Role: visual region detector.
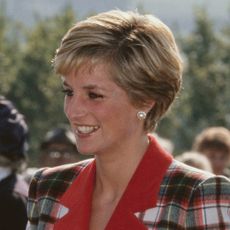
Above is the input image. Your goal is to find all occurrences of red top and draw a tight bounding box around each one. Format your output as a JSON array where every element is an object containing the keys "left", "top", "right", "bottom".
[{"left": 54, "top": 135, "right": 173, "bottom": 230}]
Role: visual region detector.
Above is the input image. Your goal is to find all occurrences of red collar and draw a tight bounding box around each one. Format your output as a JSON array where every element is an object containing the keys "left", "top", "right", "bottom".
[{"left": 54, "top": 135, "right": 172, "bottom": 230}]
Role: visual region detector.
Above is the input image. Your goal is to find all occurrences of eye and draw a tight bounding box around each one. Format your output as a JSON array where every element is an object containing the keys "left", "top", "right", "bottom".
[
  {"left": 62, "top": 89, "right": 73, "bottom": 97},
  {"left": 88, "top": 92, "right": 103, "bottom": 99}
]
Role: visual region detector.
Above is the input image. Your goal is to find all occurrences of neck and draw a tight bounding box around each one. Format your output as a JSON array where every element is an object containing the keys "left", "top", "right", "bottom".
[{"left": 94, "top": 134, "right": 149, "bottom": 201}]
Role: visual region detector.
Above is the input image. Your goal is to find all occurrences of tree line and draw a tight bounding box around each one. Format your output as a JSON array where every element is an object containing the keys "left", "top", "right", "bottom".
[{"left": 0, "top": 6, "right": 229, "bottom": 164}]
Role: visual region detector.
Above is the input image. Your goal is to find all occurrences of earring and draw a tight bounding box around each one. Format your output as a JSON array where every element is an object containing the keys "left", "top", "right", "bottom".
[{"left": 137, "top": 111, "right": 146, "bottom": 120}]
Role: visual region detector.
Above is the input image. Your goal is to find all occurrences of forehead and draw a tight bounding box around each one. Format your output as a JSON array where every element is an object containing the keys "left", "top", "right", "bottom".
[{"left": 62, "top": 60, "right": 117, "bottom": 88}]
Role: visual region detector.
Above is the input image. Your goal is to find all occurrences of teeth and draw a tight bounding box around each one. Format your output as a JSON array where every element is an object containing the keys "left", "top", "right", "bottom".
[{"left": 76, "top": 125, "right": 99, "bottom": 134}]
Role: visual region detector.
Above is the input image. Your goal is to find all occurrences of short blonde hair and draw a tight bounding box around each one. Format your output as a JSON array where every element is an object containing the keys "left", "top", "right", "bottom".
[{"left": 54, "top": 10, "right": 183, "bottom": 131}]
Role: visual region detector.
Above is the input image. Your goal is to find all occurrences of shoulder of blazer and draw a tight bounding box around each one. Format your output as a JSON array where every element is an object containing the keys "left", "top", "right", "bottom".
[
  {"left": 159, "top": 159, "right": 215, "bottom": 207},
  {"left": 29, "top": 158, "right": 94, "bottom": 201}
]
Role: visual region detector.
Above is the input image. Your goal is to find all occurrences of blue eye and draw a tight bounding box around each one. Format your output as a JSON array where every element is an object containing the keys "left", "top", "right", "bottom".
[
  {"left": 88, "top": 92, "right": 103, "bottom": 99},
  {"left": 62, "top": 89, "right": 73, "bottom": 96}
]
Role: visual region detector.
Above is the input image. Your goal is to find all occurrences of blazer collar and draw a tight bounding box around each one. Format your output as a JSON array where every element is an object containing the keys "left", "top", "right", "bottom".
[
  {"left": 54, "top": 160, "right": 96, "bottom": 229},
  {"left": 54, "top": 135, "right": 172, "bottom": 230},
  {"left": 106, "top": 135, "right": 172, "bottom": 229}
]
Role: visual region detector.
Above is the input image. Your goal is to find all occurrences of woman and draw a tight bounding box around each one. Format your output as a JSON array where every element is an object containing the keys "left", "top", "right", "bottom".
[{"left": 27, "top": 10, "right": 230, "bottom": 229}]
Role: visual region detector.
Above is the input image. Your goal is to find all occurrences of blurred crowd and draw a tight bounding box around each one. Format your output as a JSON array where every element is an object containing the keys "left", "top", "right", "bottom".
[
  {"left": 0, "top": 96, "right": 83, "bottom": 230},
  {"left": 0, "top": 95, "right": 230, "bottom": 229}
]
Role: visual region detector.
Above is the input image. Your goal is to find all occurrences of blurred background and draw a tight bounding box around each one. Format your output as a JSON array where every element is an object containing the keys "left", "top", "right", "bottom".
[{"left": 0, "top": 0, "right": 229, "bottom": 166}]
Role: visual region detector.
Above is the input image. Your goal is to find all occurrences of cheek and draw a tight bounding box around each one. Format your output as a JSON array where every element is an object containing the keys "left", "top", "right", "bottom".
[{"left": 107, "top": 105, "right": 137, "bottom": 128}]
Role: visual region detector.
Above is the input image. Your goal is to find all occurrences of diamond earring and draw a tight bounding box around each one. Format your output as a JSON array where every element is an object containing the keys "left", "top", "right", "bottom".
[{"left": 137, "top": 111, "right": 146, "bottom": 120}]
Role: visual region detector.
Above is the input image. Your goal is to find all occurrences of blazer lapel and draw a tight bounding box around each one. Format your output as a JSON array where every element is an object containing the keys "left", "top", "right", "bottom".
[
  {"left": 53, "top": 160, "right": 96, "bottom": 230},
  {"left": 52, "top": 135, "right": 172, "bottom": 230},
  {"left": 106, "top": 135, "right": 173, "bottom": 229}
]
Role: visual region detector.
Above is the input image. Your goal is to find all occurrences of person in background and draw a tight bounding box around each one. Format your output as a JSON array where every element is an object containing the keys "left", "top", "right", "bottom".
[
  {"left": 151, "top": 132, "right": 174, "bottom": 154},
  {"left": 23, "top": 125, "right": 83, "bottom": 184},
  {"left": 176, "top": 151, "right": 212, "bottom": 172},
  {"left": 0, "top": 96, "right": 29, "bottom": 230},
  {"left": 27, "top": 10, "right": 230, "bottom": 229},
  {"left": 193, "top": 126, "right": 230, "bottom": 177},
  {"left": 39, "top": 125, "right": 82, "bottom": 167}
]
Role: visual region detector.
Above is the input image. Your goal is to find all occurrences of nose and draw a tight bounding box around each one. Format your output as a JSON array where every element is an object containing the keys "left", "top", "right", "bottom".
[{"left": 64, "top": 95, "right": 87, "bottom": 121}]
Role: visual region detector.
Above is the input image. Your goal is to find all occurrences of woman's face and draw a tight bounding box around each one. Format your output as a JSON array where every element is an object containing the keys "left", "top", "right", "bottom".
[
  {"left": 203, "top": 148, "right": 230, "bottom": 174},
  {"left": 62, "top": 62, "right": 146, "bottom": 156}
]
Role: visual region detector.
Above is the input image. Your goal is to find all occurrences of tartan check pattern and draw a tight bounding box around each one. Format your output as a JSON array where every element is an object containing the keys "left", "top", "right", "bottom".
[
  {"left": 27, "top": 159, "right": 230, "bottom": 229},
  {"left": 136, "top": 161, "right": 230, "bottom": 229},
  {"left": 27, "top": 160, "right": 92, "bottom": 230}
]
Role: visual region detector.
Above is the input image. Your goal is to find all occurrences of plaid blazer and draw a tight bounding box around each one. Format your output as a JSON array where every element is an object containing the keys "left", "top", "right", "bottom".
[{"left": 27, "top": 136, "right": 230, "bottom": 230}]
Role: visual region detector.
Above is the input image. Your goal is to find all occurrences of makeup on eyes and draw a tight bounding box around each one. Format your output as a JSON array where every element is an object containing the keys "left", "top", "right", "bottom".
[
  {"left": 62, "top": 88, "right": 73, "bottom": 96},
  {"left": 61, "top": 84, "right": 104, "bottom": 100},
  {"left": 61, "top": 77, "right": 119, "bottom": 101}
]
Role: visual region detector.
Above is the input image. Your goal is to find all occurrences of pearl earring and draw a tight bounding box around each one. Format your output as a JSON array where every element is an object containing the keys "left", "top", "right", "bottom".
[{"left": 137, "top": 111, "right": 146, "bottom": 120}]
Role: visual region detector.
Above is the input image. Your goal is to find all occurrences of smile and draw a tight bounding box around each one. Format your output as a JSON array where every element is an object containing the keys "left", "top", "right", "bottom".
[{"left": 75, "top": 125, "right": 100, "bottom": 135}]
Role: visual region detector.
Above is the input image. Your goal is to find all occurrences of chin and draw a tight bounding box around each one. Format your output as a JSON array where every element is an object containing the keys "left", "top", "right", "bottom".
[
  {"left": 80, "top": 152, "right": 94, "bottom": 156},
  {"left": 77, "top": 148, "right": 95, "bottom": 156},
  {"left": 77, "top": 143, "right": 102, "bottom": 156}
]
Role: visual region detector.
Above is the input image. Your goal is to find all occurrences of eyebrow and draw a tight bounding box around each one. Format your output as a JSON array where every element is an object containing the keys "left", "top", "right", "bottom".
[
  {"left": 62, "top": 81, "right": 107, "bottom": 92},
  {"left": 82, "top": 84, "right": 105, "bottom": 91}
]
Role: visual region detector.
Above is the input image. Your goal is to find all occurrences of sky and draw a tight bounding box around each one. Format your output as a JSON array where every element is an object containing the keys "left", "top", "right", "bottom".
[{"left": 1, "top": 0, "right": 230, "bottom": 33}]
